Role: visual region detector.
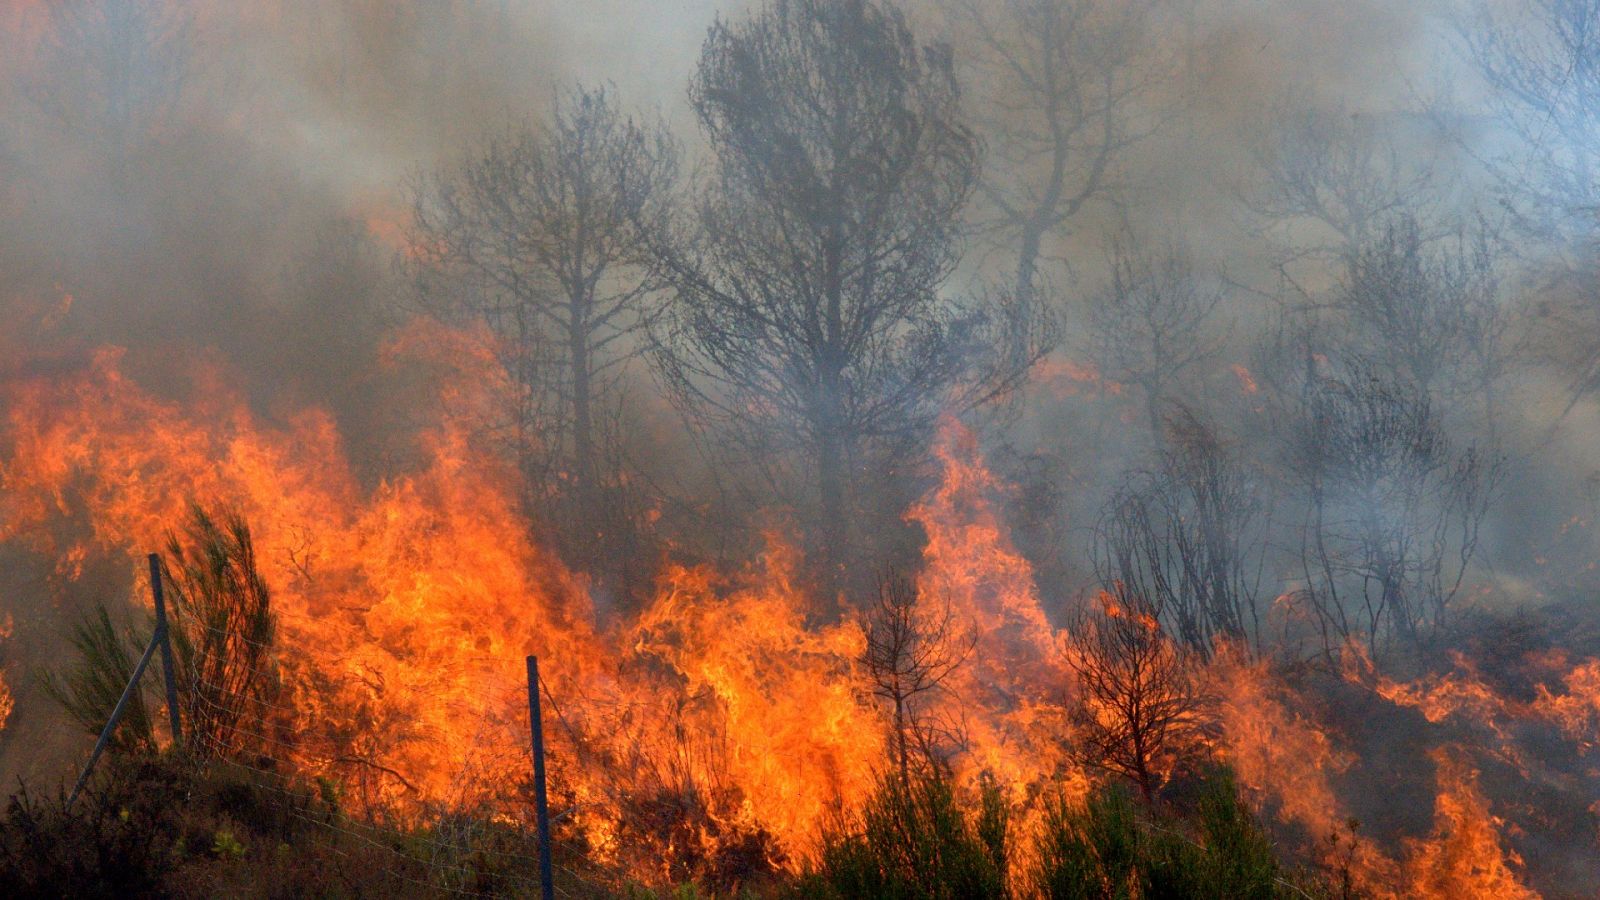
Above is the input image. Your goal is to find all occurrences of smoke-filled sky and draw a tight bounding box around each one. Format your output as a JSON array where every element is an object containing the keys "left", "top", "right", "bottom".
[
  {"left": 4, "top": 0, "right": 1594, "bottom": 567},
  {"left": 3, "top": 0, "right": 1593, "bottom": 577},
  {"left": 0, "top": 0, "right": 1595, "bottom": 596},
  {"left": 0, "top": 0, "right": 1502, "bottom": 313}
]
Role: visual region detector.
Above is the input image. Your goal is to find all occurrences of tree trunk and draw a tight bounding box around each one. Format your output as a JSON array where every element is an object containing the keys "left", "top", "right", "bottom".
[
  {"left": 894, "top": 694, "right": 910, "bottom": 790},
  {"left": 816, "top": 417, "right": 845, "bottom": 601},
  {"left": 817, "top": 219, "right": 847, "bottom": 601},
  {"left": 1015, "top": 223, "right": 1042, "bottom": 312},
  {"left": 570, "top": 308, "right": 595, "bottom": 512}
]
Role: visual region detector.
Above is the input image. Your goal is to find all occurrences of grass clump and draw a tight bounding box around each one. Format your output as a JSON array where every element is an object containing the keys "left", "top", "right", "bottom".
[
  {"left": 1031, "top": 767, "right": 1296, "bottom": 899},
  {"left": 797, "top": 771, "right": 1008, "bottom": 899}
]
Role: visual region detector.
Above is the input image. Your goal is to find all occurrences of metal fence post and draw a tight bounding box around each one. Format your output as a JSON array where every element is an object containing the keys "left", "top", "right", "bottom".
[
  {"left": 67, "top": 629, "right": 162, "bottom": 809},
  {"left": 526, "top": 655, "right": 554, "bottom": 900},
  {"left": 149, "top": 553, "right": 182, "bottom": 748}
]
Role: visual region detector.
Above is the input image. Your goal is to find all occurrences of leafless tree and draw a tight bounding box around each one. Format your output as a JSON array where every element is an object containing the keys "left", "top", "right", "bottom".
[
  {"left": 862, "top": 573, "right": 973, "bottom": 788},
  {"left": 1332, "top": 216, "right": 1509, "bottom": 428},
  {"left": 1066, "top": 587, "right": 1208, "bottom": 803},
  {"left": 1084, "top": 238, "right": 1225, "bottom": 445},
  {"left": 1242, "top": 214, "right": 1509, "bottom": 663},
  {"left": 24, "top": 0, "right": 195, "bottom": 176},
  {"left": 1459, "top": 0, "right": 1600, "bottom": 247},
  {"left": 650, "top": 0, "right": 1051, "bottom": 587},
  {"left": 1281, "top": 360, "right": 1502, "bottom": 661},
  {"left": 409, "top": 84, "right": 677, "bottom": 585},
  {"left": 1243, "top": 97, "right": 1440, "bottom": 278},
  {"left": 1093, "top": 408, "right": 1267, "bottom": 658},
  {"left": 942, "top": 0, "right": 1157, "bottom": 308},
  {"left": 1452, "top": 1, "right": 1600, "bottom": 421}
]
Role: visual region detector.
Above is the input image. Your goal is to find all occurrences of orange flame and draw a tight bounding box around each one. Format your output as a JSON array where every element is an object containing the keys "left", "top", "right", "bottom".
[
  {"left": 1230, "top": 363, "right": 1259, "bottom": 395},
  {"left": 0, "top": 321, "right": 1591, "bottom": 892},
  {"left": 0, "top": 615, "right": 13, "bottom": 735},
  {"left": 1405, "top": 751, "right": 1538, "bottom": 899}
]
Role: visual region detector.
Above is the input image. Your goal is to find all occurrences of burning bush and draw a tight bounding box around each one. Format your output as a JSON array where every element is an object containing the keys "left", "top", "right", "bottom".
[
  {"left": 1066, "top": 589, "right": 1210, "bottom": 803},
  {"left": 159, "top": 503, "right": 278, "bottom": 760},
  {"left": 1029, "top": 767, "right": 1296, "bottom": 900},
  {"left": 43, "top": 502, "right": 277, "bottom": 761},
  {"left": 803, "top": 770, "right": 1008, "bottom": 899}
]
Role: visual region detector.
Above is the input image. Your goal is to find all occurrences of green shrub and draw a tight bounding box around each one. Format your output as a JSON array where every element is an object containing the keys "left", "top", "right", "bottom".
[
  {"left": 161, "top": 502, "right": 278, "bottom": 759},
  {"left": 1034, "top": 781, "right": 1140, "bottom": 900},
  {"left": 1188, "top": 768, "right": 1280, "bottom": 898},
  {"left": 1030, "top": 767, "right": 1294, "bottom": 900},
  {"left": 42, "top": 503, "right": 278, "bottom": 763},
  {"left": 40, "top": 603, "right": 156, "bottom": 752},
  {"left": 801, "top": 771, "right": 1007, "bottom": 899},
  {"left": 0, "top": 752, "right": 560, "bottom": 890}
]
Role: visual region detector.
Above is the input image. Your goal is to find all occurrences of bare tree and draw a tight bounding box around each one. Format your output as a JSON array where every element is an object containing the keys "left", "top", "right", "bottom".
[
  {"left": 862, "top": 573, "right": 972, "bottom": 788},
  {"left": 1066, "top": 587, "right": 1208, "bottom": 803},
  {"left": 410, "top": 84, "right": 677, "bottom": 584},
  {"left": 1459, "top": 0, "right": 1600, "bottom": 247},
  {"left": 1241, "top": 215, "right": 1508, "bottom": 663},
  {"left": 1243, "top": 97, "right": 1440, "bottom": 274},
  {"left": 1451, "top": 1, "right": 1600, "bottom": 422},
  {"left": 1332, "top": 216, "right": 1508, "bottom": 427},
  {"left": 1093, "top": 408, "right": 1267, "bottom": 658},
  {"left": 942, "top": 0, "right": 1157, "bottom": 308},
  {"left": 24, "top": 0, "right": 195, "bottom": 177},
  {"left": 1281, "top": 360, "right": 1502, "bottom": 661},
  {"left": 1084, "top": 238, "right": 1225, "bottom": 445},
  {"left": 161, "top": 503, "right": 277, "bottom": 760},
  {"left": 651, "top": 0, "right": 1050, "bottom": 587}
]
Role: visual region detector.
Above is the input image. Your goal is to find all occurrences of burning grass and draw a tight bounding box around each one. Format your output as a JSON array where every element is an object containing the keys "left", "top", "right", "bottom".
[{"left": 1, "top": 325, "right": 1597, "bottom": 896}]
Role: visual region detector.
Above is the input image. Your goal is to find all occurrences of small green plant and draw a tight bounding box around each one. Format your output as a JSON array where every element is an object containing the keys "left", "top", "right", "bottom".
[
  {"left": 804, "top": 770, "right": 1007, "bottom": 899},
  {"left": 316, "top": 775, "right": 341, "bottom": 810},
  {"left": 211, "top": 827, "right": 246, "bottom": 860},
  {"left": 40, "top": 603, "right": 156, "bottom": 751},
  {"left": 1029, "top": 767, "right": 1295, "bottom": 899}
]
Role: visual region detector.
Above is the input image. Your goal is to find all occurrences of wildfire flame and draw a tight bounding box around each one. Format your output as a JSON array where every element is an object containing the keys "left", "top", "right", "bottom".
[
  {"left": 0, "top": 615, "right": 13, "bottom": 734},
  {"left": 0, "top": 318, "right": 1593, "bottom": 894}
]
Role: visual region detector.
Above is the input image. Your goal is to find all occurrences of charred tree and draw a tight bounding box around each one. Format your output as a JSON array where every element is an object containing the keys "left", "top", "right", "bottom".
[
  {"left": 1242, "top": 96, "right": 1441, "bottom": 286},
  {"left": 861, "top": 573, "right": 972, "bottom": 787},
  {"left": 651, "top": 0, "right": 1049, "bottom": 592},
  {"left": 1459, "top": 1, "right": 1600, "bottom": 424},
  {"left": 1460, "top": 0, "right": 1600, "bottom": 248},
  {"left": 1084, "top": 238, "right": 1225, "bottom": 447},
  {"left": 1282, "top": 361, "right": 1501, "bottom": 661},
  {"left": 1333, "top": 217, "right": 1507, "bottom": 425},
  {"left": 410, "top": 84, "right": 677, "bottom": 593},
  {"left": 24, "top": 0, "right": 195, "bottom": 183},
  {"left": 1247, "top": 217, "right": 1507, "bottom": 661},
  {"left": 942, "top": 0, "right": 1155, "bottom": 311},
  {"left": 1093, "top": 408, "right": 1267, "bottom": 658},
  {"left": 1066, "top": 588, "right": 1207, "bottom": 804}
]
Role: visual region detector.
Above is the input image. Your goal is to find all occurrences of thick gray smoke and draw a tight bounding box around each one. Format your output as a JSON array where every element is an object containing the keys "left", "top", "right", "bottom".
[{"left": 0, "top": 3, "right": 1585, "bottom": 607}]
